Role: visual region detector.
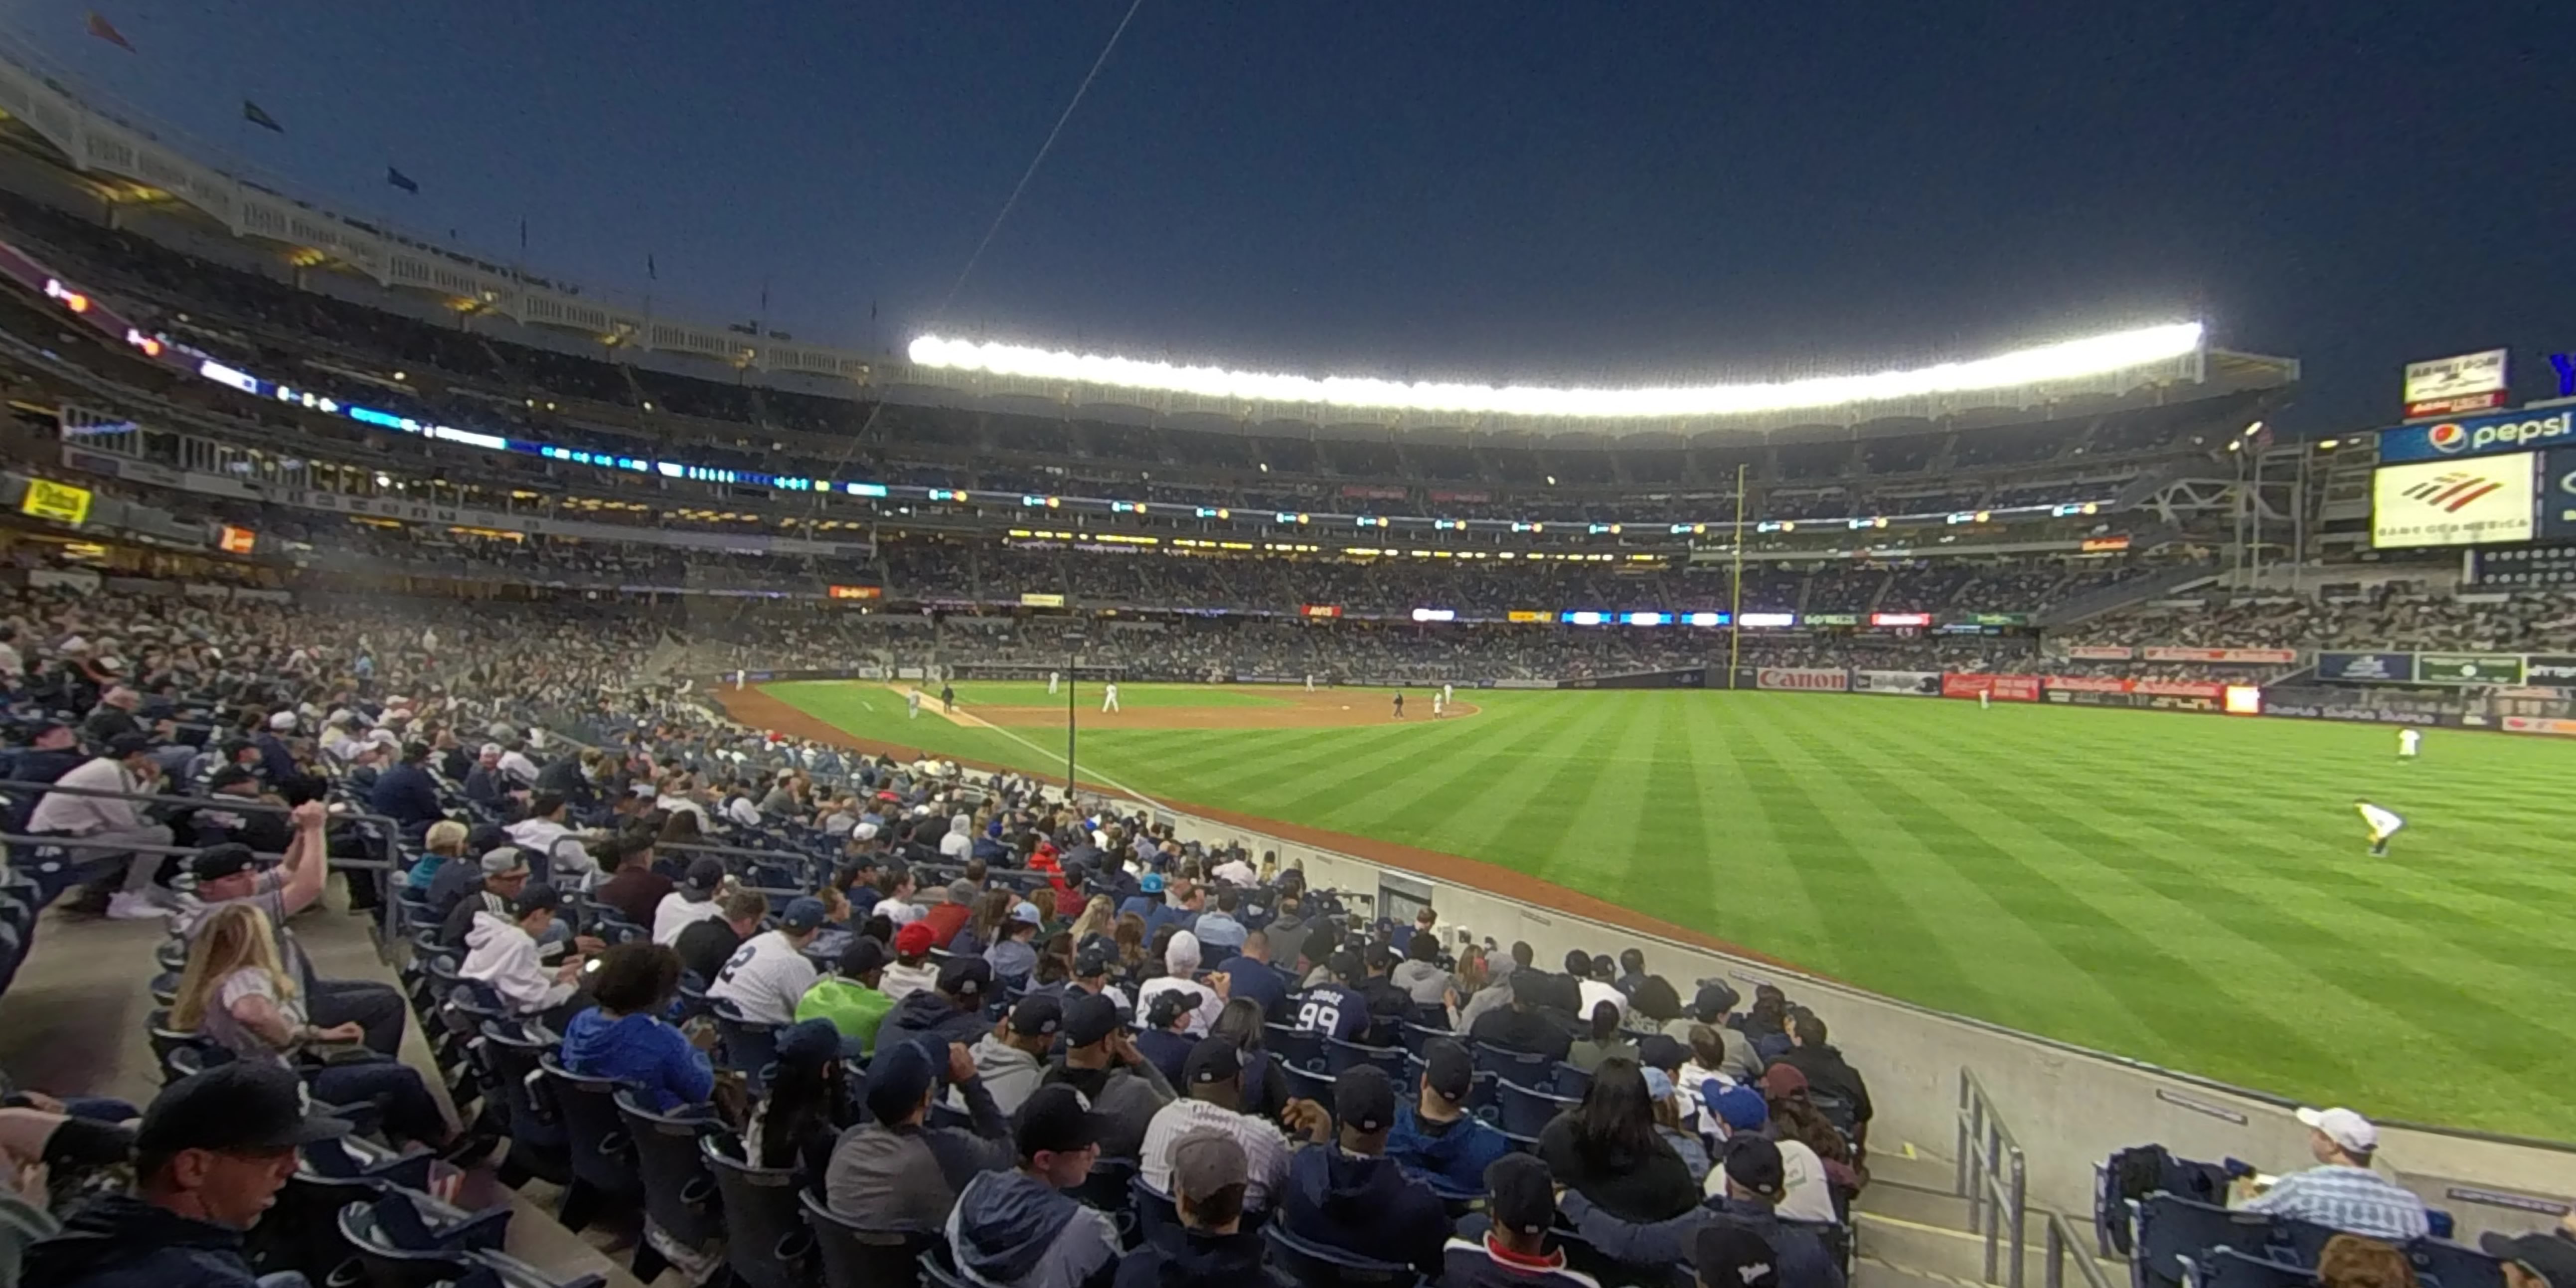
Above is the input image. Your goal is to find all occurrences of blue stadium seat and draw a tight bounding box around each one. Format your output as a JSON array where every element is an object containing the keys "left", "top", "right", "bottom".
[
  {"left": 1495, "top": 1078, "right": 1578, "bottom": 1140},
  {"left": 2409, "top": 1239, "right": 2507, "bottom": 1288},
  {"left": 1323, "top": 1037, "right": 1408, "bottom": 1081},
  {"left": 1263, "top": 1221, "right": 1418, "bottom": 1287},
  {"left": 803, "top": 1189, "right": 931, "bottom": 1288},
  {"left": 1473, "top": 1042, "right": 1554, "bottom": 1085},
  {"left": 1267, "top": 1020, "right": 1326, "bottom": 1072},
  {"left": 2197, "top": 1248, "right": 2314, "bottom": 1288},
  {"left": 2133, "top": 1194, "right": 2278, "bottom": 1288},
  {"left": 702, "top": 1135, "right": 815, "bottom": 1288}
]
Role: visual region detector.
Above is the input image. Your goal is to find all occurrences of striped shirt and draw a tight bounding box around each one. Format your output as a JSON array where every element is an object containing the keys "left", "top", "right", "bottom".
[
  {"left": 2243, "top": 1164, "right": 2429, "bottom": 1242},
  {"left": 1137, "top": 1096, "right": 1295, "bottom": 1210}
]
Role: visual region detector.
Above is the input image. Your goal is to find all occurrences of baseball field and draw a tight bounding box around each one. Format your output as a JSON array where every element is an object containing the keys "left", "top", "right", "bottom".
[{"left": 726, "top": 679, "right": 2576, "bottom": 1141}]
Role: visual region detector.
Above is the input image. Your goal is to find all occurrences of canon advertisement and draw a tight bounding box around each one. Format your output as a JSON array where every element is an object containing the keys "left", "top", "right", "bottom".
[{"left": 1756, "top": 667, "right": 1848, "bottom": 692}]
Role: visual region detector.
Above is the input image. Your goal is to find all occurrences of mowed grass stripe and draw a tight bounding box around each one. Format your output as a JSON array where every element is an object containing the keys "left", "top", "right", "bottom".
[
  {"left": 1674, "top": 692, "right": 1828, "bottom": 955},
  {"left": 1308, "top": 699, "right": 1590, "bottom": 845}
]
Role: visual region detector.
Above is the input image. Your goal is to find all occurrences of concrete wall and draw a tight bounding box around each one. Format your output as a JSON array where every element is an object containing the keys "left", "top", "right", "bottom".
[{"left": 1156, "top": 806, "right": 2576, "bottom": 1240}]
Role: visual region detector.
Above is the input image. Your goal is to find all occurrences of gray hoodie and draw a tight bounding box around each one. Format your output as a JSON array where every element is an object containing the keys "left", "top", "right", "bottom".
[
  {"left": 958, "top": 1034, "right": 1047, "bottom": 1116},
  {"left": 1391, "top": 960, "right": 1452, "bottom": 1007}
]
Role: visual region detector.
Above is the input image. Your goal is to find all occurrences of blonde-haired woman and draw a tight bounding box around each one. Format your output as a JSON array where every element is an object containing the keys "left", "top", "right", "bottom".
[
  {"left": 1066, "top": 894, "right": 1116, "bottom": 947},
  {"left": 173, "top": 903, "right": 463, "bottom": 1153}
]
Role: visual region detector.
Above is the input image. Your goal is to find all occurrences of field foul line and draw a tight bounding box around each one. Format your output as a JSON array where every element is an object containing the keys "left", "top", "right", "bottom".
[{"left": 913, "top": 691, "right": 1180, "bottom": 816}]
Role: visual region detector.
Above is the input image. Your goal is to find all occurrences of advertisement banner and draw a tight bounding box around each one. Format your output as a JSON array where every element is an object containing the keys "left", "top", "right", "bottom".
[
  {"left": 1757, "top": 667, "right": 1848, "bottom": 692},
  {"left": 1943, "top": 673, "right": 2039, "bottom": 701},
  {"left": 1505, "top": 610, "right": 1549, "bottom": 623},
  {"left": 1300, "top": 604, "right": 1343, "bottom": 618},
  {"left": 2316, "top": 651, "right": 2417, "bottom": 683},
  {"left": 2372, "top": 454, "right": 2537, "bottom": 547},
  {"left": 2523, "top": 655, "right": 2576, "bottom": 687},
  {"left": 2542, "top": 447, "right": 2576, "bottom": 542},
  {"left": 1427, "top": 489, "right": 1491, "bottom": 504},
  {"left": 1337, "top": 484, "right": 1408, "bottom": 500},
  {"left": 1869, "top": 612, "right": 1933, "bottom": 628},
  {"left": 1853, "top": 669, "right": 1941, "bottom": 696},
  {"left": 2063, "top": 645, "right": 2135, "bottom": 661},
  {"left": 18, "top": 478, "right": 92, "bottom": 525},
  {"left": 2140, "top": 646, "right": 2297, "bottom": 664},
  {"left": 2416, "top": 653, "right": 2527, "bottom": 685},
  {"left": 1957, "top": 613, "right": 2030, "bottom": 627},
  {"left": 826, "top": 584, "right": 882, "bottom": 600},
  {"left": 2403, "top": 349, "right": 2510, "bottom": 419},
  {"left": 2044, "top": 675, "right": 2131, "bottom": 693},
  {"left": 1018, "top": 592, "right": 1067, "bottom": 609},
  {"left": 2502, "top": 716, "right": 2576, "bottom": 738},
  {"left": 2133, "top": 679, "right": 2227, "bottom": 699},
  {"left": 2376, "top": 409, "right": 2574, "bottom": 462},
  {"left": 1804, "top": 613, "right": 1860, "bottom": 626}
]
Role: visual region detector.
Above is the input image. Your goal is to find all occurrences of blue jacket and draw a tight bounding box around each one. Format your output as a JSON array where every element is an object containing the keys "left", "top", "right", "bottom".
[
  {"left": 1559, "top": 1192, "right": 1842, "bottom": 1288},
  {"left": 18, "top": 1194, "right": 257, "bottom": 1288},
  {"left": 369, "top": 761, "right": 446, "bottom": 830},
  {"left": 1280, "top": 1146, "right": 1451, "bottom": 1276},
  {"left": 1386, "top": 1103, "right": 1511, "bottom": 1195},
  {"left": 1222, "top": 957, "right": 1290, "bottom": 1022},
  {"left": 560, "top": 1008, "right": 715, "bottom": 1111}
]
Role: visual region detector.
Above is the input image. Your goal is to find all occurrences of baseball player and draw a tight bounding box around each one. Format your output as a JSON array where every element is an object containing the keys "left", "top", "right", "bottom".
[
  {"left": 2354, "top": 799, "right": 2405, "bottom": 857},
  {"left": 1049, "top": 671, "right": 1060, "bottom": 695},
  {"left": 1431, "top": 691, "right": 1446, "bottom": 718},
  {"left": 1391, "top": 690, "right": 1405, "bottom": 720},
  {"left": 1102, "top": 681, "right": 1121, "bottom": 713},
  {"left": 2398, "top": 727, "right": 2421, "bottom": 759},
  {"left": 907, "top": 687, "right": 922, "bottom": 720}
]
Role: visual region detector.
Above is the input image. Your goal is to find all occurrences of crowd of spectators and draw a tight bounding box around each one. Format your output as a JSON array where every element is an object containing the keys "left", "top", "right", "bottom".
[{"left": 2061, "top": 586, "right": 2576, "bottom": 654}]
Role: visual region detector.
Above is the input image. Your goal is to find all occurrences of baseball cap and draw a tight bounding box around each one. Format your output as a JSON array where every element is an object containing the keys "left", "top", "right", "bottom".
[
  {"left": 780, "top": 897, "right": 830, "bottom": 932},
  {"left": 1642, "top": 1066, "right": 1676, "bottom": 1102},
  {"left": 1010, "top": 900, "right": 1042, "bottom": 925},
  {"left": 1722, "top": 1134, "right": 1785, "bottom": 1198},
  {"left": 1007, "top": 992, "right": 1064, "bottom": 1037},
  {"left": 1183, "top": 1036, "right": 1241, "bottom": 1087},
  {"left": 1694, "top": 1223, "right": 1781, "bottom": 1288},
  {"left": 837, "top": 937, "right": 890, "bottom": 978},
  {"left": 1637, "top": 1033, "right": 1686, "bottom": 1072},
  {"left": 479, "top": 846, "right": 529, "bottom": 877},
  {"left": 137, "top": 1062, "right": 352, "bottom": 1158},
  {"left": 863, "top": 1039, "right": 938, "bottom": 1124},
  {"left": 513, "top": 884, "right": 564, "bottom": 917},
  {"left": 1013, "top": 1085, "right": 1107, "bottom": 1158},
  {"left": 1327, "top": 949, "right": 1365, "bottom": 983},
  {"left": 207, "top": 765, "right": 259, "bottom": 792},
  {"left": 2296, "top": 1106, "right": 2378, "bottom": 1154},
  {"left": 681, "top": 857, "right": 726, "bottom": 896},
  {"left": 940, "top": 957, "right": 994, "bottom": 1000},
  {"left": 1334, "top": 1065, "right": 1396, "bottom": 1134},
  {"left": 1073, "top": 945, "right": 1112, "bottom": 978},
  {"left": 106, "top": 731, "right": 156, "bottom": 758},
  {"left": 1484, "top": 1153, "right": 1558, "bottom": 1236},
  {"left": 1061, "top": 993, "right": 1122, "bottom": 1046},
  {"left": 1758, "top": 1064, "right": 1809, "bottom": 1100},
  {"left": 1168, "top": 1128, "right": 1248, "bottom": 1201},
  {"left": 2480, "top": 1233, "right": 2576, "bottom": 1288},
  {"left": 774, "top": 1017, "right": 864, "bottom": 1064},
  {"left": 1692, "top": 981, "right": 1741, "bottom": 1020},
  {"left": 1140, "top": 873, "right": 1165, "bottom": 894},
  {"left": 267, "top": 711, "right": 297, "bottom": 731},
  {"left": 1423, "top": 1038, "right": 1475, "bottom": 1104},
  {"left": 1144, "top": 989, "right": 1191, "bottom": 1031},
  {"left": 1709, "top": 1084, "right": 1770, "bottom": 1133},
  {"left": 189, "top": 843, "right": 256, "bottom": 881},
  {"left": 895, "top": 922, "right": 937, "bottom": 957}
]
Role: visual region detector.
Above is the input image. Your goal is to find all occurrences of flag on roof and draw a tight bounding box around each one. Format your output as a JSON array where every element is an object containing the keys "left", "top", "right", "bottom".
[
  {"left": 386, "top": 166, "right": 419, "bottom": 194},
  {"left": 242, "top": 100, "right": 284, "bottom": 133},
  {"left": 84, "top": 12, "right": 134, "bottom": 51}
]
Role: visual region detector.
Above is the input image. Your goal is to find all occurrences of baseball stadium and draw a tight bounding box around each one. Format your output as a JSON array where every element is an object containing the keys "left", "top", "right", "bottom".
[{"left": 0, "top": 15, "right": 2570, "bottom": 1288}]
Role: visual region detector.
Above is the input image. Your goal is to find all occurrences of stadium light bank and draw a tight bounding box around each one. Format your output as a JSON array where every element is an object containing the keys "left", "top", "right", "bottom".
[{"left": 906, "top": 322, "right": 2205, "bottom": 421}]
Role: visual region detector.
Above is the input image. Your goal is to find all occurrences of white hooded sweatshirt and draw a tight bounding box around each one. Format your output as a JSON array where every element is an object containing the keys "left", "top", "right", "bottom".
[{"left": 462, "top": 910, "right": 575, "bottom": 1015}]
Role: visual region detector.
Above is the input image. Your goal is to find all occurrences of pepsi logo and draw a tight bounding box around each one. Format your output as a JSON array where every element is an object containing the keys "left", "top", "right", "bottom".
[{"left": 2427, "top": 422, "right": 2467, "bottom": 453}]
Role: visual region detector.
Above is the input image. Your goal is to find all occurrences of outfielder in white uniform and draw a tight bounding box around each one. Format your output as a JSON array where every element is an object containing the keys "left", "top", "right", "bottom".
[
  {"left": 2355, "top": 800, "right": 2405, "bottom": 856},
  {"left": 907, "top": 687, "right": 922, "bottom": 719},
  {"left": 2398, "top": 728, "right": 2421, "bottom": 759},
  {"left": 1442, "top": 682, "right": 1454, "bottom": 706},
  {"left": 1431, "top": 692, "right": 1446, "bottom": 717},
  {"left": 1103, "top": 682, "right": 1121, "bottom": 713},
  {"left": 1304, "top": 673, "right": 1315, "bottom": 692},
  {"left": 1049, "top": 671, "right": 1060, "bottom": 695}
]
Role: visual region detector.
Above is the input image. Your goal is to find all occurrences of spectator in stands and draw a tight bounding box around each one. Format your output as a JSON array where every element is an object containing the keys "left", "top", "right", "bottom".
[
  {"left": 169, "top": 903, "right": 455, "bottom": 1153},
  {"left": 953, "top": 889, "right": 1016, "bottom": 961},
  {"left": 1564, "top": 1135, "right": 1841, "bottom": 1288},
  {"left": 1135, "top": 931, "right": 1225, "bottom": 1037},
  {"left": 404, "top": 817, "right": 468, "bottom": 890},
  {"left": 881, "top": 957, "right": 999, "bottom": 1056},
  {"left": 1440, "top": 1154, "right": 1595, "bottom": 1288},
  {"left": 1470, "top": 971, "right": 1575, "bottom": 1063},
  {"left": 1139, "top": 1038, "right": 1324, "bottom": 1211},
  {"left": 1668, "top": 984, "right": 1761, "bottom": 1084},
  {"left": 27, "top": 731, "right": 174, "bottom": 920},
  {"left": 78, "top": 685, "right": 143, "bottom": 747},
  {"left": 882, "top": 921, "right": 941, "bottom": 1001},
  {"left": 1751, "top": 1067, "right": 1858, "bottom": 1219},
  {"left": 18, "top": 1063, "right": 349, "bottom": 1288},
  {"left": 1043, "top": 993, "right": 1175, "bottom": 1161},
  {"left": 652, "top": 857, "right": 729, "bottom": 943},
  {"left": 1614, "top": 949, "right": 1650, "bottom": 997},
  {"left": 2237, "top": 1108, "right": 2429, "bottom": 1242},
  {"left": 963, "top": 994, "right": 1064, "bottom": 1116},
  {"left": 1568, "top": 1002, "right": 1639, "bottom": 1074},
  {"left": 560, "top": 941, "right": 713, "bottom": 1112},
  {"left": 1263, "top": 892, "right": 1312, "bottom": 970},
  {"left": 987, "top": 905, "right": 1044, "bottom": 982},
  {"left": 1694, "top": 1226, "right": 1784, "bottom": 1288},
  {"left": 1113, "top": 1129, "right": 1263, "bottom": 1288},
  {"left": 871, "top": 865, "right": 927, "bottom": 926},
  {"left": 674, "top": 887, "right": 767, "bottom": 987},
  {"left": 707, "top": 895, "right": 828, "bottom": 1027},
  {"left": 462, "top": 744, "right": 506, "bottom": 807},
  {"left": 1394, "top": 933, "right": 1452, "bottom": 1008},
  {"left": 921, "top": 879, "right": 978, "bottom": 947},
  {"left": 590, "top": 829, "right": 667, "bottom": 927},
  {"left": 427, "top": 835, "right": 514, "bottom": 929},
  {"left": 1281, "top": 1065, "right": 1449, "bottom": 1274},
  {"left": 1388, "top": 1038, "right": 1510, "bottom": 1194},
  {"left": 824, "top": 1038, "right": 1012, "bottom": 1231},
  {"left": 2316, "top": 1235, "right": 2420, "bottom": 1288},
  {"left": 1216, "top": 929, "right": 1287, "bottom": 1020},
  {"left": 1191, "top": 889, "right": 1247, "bottom": 954},
  {"left": 1449, "top": 948, "right": 1508, "bottom": 1032},
  {"left": 462, "top": 884, "right": 587, "bottom": 1027},
  {"left": 365, "top": 742, "right": 444, "bottom": 834},
  {"left": 178, "top": 809, "right": 409, "bottom": 1058},
  {"left": 1568, "top": 951, "right": 1624, "bottom": 1023},
  {"left": 944, "top": 1084, "right": 1123, "bottom": 1288},
  {"left": 1775, "top": 1013, "right": 1870, "bottom": 1135},
  {"left": 1744, "top": 993, "right": 1793, "bottom": 1065},
  {"left": 747, "top": 1019, "right": 861, "bottom": 1190},
  {"left": 797, "top": 936, "right": 895, "bottom": 1056},
  {"left": 1644, "top": 1067, "right": 1711, "bottom": 1181},
  {"left": 2481, "top": 1227, "right": 2576, "bottom": 1288},
  {"left": 506, "top": 792, "right": 596, "bottom": 889},
  {"left": 1540, "top": 1058, "right": 1699, "bottom": 1223}
]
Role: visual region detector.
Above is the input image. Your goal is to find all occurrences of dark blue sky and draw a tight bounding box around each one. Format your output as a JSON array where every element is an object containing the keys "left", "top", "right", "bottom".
[{"left": 12, "top": 1, "right": 2572, "bottom": 431}]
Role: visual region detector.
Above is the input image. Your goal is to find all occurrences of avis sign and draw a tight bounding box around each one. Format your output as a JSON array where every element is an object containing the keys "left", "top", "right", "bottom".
[{"left": 2403, "top": 348, "right": 2508, "bottom": 419}]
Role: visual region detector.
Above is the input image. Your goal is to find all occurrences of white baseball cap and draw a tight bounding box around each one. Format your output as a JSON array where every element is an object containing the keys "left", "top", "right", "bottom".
[
  {"left": 2296, "top": 1106, "right": 2377, "bottom": 1154},
  {"left": 268, "top": 712, "right": 297, "bottom": 731}
]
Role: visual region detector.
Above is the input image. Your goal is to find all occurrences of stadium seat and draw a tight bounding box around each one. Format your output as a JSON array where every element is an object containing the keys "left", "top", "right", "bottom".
[
  {"left": 702, "top": 1135, "right": 815, "bottom": 1288},
  {"left": 1323, "top": 1037, "right": 1408, "bottom": 1081},
  {"left": 535, "top": 1059, "right": 643, "bottom": 1234},
  {"left": 2409, "top": 1239, "right": 2507, "bottom": 1288},
  {"left": 1549, "top": 1062, "right": 1592, "bottom": 1099},
  {"left": 1281, "top": 1063, "right": 1336, "bottom": 1111},
  {"left": 477, "top": 1021, "right": 570, "bottom": 1186},
  {"left": 1495, "top": 1078, "right": 1579, "bottom": 1140},
  {"left": 1473, "top": 1043, "right": 1555, "bottom": 1085},
  {"left": 615, "top": 1090, "right": 724, "bottom": 1278},
  {"left": 1267, "top": 1021, "right": 1326, "bottom": 1072},
  {"left": 336, "top": 1197, "right": 479, "bottom": 1288},
  {"left": 711, "top": 997, "right": 781, "bottom": 1091},
  {"left": 2133, "top": 1194, "right": 2278, "bottom": 1288},
  {"left": 2196, "top": 1248, "right": 2314, "bottom": 1288},
  {"left": 1262, "top": 1222, "right": 1418, "bottom": 1287}
]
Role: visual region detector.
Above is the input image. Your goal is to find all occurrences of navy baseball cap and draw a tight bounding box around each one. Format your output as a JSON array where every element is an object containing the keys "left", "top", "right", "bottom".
[
  {"left": 774, "top": 1017, "right": 864, "bottom": 1064},
  {"left": 137, "top": 1062, "right": 351, "bottom": 1157},
  {"left": 1061, "top": 993, "right": 1122, "bottom": 1046},
  {"left": 189, "top": 843, "right": 256, "bottom": 881},
  {"left": 780, "top": 896, "right": 829, "bottom": 932}
]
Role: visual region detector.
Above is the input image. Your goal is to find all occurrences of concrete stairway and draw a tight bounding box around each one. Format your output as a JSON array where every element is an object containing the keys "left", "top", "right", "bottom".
[{"left": 1852, "top": 1144, "right": 2127, "bottom": 1288}]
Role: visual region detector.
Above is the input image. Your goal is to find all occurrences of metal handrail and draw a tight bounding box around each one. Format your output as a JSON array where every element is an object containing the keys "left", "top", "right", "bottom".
[
  {"left": 2044, "top": 1209, "right": 2116, "bottom": 1288},
  {"left": 1957, "top": 1067, "right": 2030, "bottom": 1288}
]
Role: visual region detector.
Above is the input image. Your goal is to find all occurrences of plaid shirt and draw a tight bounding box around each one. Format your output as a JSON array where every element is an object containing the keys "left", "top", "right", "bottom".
[{"left": 2245, "top": 1164, "right": 2429, "bottom": 1242}]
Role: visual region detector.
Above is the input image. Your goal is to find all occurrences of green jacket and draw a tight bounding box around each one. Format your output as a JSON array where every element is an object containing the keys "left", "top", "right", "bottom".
[{"left": 796, "top": 977, "right": 894, "bottom": 1055}]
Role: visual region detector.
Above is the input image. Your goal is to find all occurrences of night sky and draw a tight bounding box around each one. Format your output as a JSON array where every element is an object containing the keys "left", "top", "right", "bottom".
[{"left": 10, "top": 1, "right": 2572, "bottom": 432}]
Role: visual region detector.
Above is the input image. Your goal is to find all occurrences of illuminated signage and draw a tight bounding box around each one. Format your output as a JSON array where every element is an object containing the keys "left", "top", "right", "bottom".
[
  {"left": 1870, "top": 612, "right": 1933, "bottom": 627},
  {"left": 1739, "top": 612, "right": 1796, "bottom": 628},
  {"left": 1622, "top": 612, "right": 1672, "bottom": 626},
  {"left": 1019, "top": 593, "right": 1067, "bottom": 608},
  {"left": 216, "top": 525, "right": 257, "bottom": 554},
  {"left": 1300, "top": 604, "right": 1342, "bottom": 618},
  {"left": 827, "top": 585, "right": 883, "bottom": 601},
  {"left": 2081, "top": 536, "right": 2132, "bottom": 552},
  {"left": 1505, "top": 610, "right": 1550, "bottom": 623},
  {"left": 1561, "top": 611, "right": 1608, "bottom": 626},
  {"left": 1805, "top": 613, "right": 1859, "bottom": 626},
  {"left": 19, "top": 478, "right": 92, "bottom": 525},
  {"left": 1685, "top": 611, "right": 1728, "bottom": 627},
  {"left": 1410, "top": 608, "right": 1456, "bottom": 623}
]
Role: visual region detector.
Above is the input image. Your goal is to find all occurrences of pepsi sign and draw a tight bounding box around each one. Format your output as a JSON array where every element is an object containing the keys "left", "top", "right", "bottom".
[{"left": 2377, "top": 409, "right": 2576, "bottom": 462}]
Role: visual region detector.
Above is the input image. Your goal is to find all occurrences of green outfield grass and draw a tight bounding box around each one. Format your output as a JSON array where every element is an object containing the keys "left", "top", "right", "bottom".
[
  {"left": 762, "top": 680, "right": 2576, "bottom": 1139},
  {"left": 893, "top": 680, "right": 1296, "bottom": 709}
]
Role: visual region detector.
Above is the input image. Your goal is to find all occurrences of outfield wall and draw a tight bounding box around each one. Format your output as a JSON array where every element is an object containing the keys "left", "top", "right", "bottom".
[{"left": 1145, "top": 802, "right": 2576, "bottom": 1237}]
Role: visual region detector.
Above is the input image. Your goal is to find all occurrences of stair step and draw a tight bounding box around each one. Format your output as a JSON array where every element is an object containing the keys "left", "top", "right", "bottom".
[
  {"left": 1857, "top": 1182, "right": 1977, "bottom": 1229},
  {"left": 1856, "top": 1207, "right": 2127, "bottom": 1288}
]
